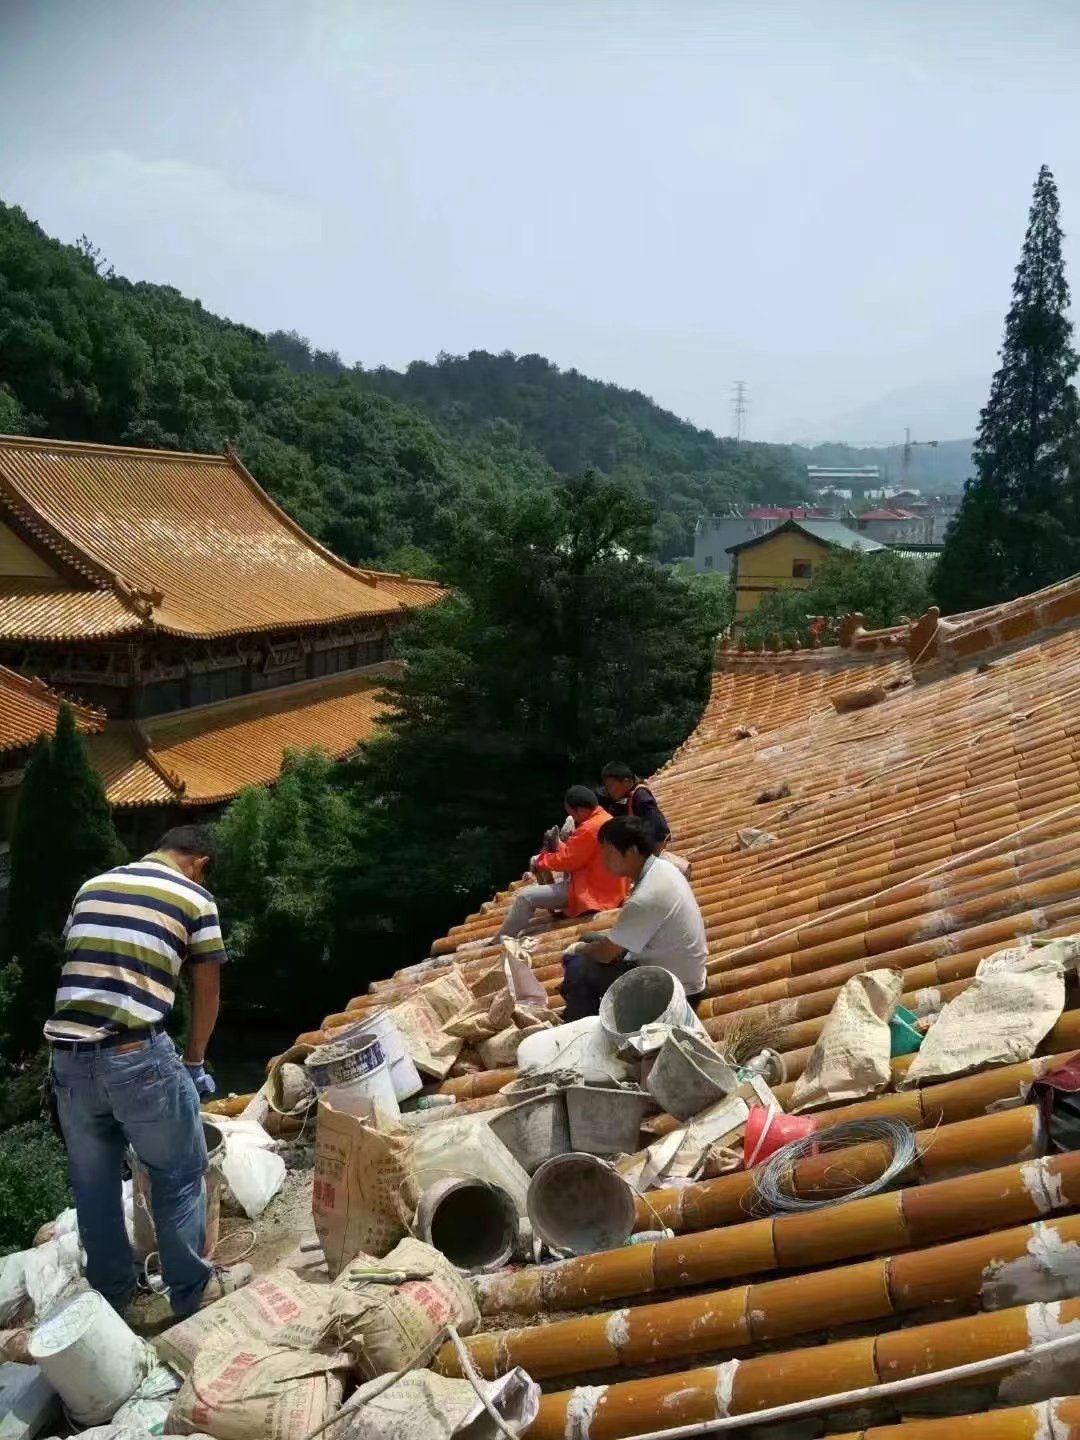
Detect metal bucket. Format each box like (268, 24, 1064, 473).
(489, 1090, 570, 1174)
(646, 1029, 739, 1120)
(527, 1153, 636, 1255)
(599, 966, 692, 1045)
(565, 1085, 653, 1156)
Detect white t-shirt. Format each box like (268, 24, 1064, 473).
(606, 855, 708, 995)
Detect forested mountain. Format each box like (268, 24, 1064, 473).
(0, 201, 969, 568)
(0, 204, 546, 567)
(357, 350, 807, 556)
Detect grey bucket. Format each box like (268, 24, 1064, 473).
(489, 1091, 570, 1175)
(414, 1176, 519, 1273)
(599, 966, 691, 1045)
(527, 1153, 637, 1255)
(646, 1029, 739, 1121)
(565, 1085, 653, 1156)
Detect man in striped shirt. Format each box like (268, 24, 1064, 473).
(47, 826, 251, 1318)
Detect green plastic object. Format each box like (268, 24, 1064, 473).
(890, 1004, 923, 1056)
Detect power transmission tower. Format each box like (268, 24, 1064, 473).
(731, 381, 749, 442)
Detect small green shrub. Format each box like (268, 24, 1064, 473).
(0, 1120, 71, 1253)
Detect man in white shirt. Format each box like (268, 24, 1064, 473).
(560, 815, 709, 1021)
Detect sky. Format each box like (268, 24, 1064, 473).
(2, 0, 1080, 445)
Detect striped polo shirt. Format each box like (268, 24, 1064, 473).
(45, 852, 228, 1043)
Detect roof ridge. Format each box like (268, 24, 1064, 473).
(0, 466, 147, 619)
(0, 666, 105, 725)
(0, 433, 231, 465)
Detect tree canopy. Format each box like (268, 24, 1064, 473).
(3, 706, 124, 1055)
(740, 547, 934, 648)
(936, 166, 1080, 611)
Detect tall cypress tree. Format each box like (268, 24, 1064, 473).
(3, 705, 124, 1056)
(936, 166, 1080, 612)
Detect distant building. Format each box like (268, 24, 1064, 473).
(806, 465, 882, 500)
(856, 508, 931, 545)
(727, 519, 884, 628)
(692, 507, 831, 575)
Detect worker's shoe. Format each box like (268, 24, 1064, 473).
(196, 1263, 254, 1310)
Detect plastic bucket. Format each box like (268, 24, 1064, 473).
(489, 1091, 570, 1175)
(330, 1010, 423, 1101)
(599, 966, 693, 1045)
(132, 1118, 223, 1263)
(323, 1063, 401, 1119)
(743, 1105, 819, 1168)
(29, 1290, 153, 1426)
(527, 1153, 637, 1255)
(646, 1029, 739, 1121)
(415, 1176, 519, 1272)
(305, 1034, 384, 1091)
(565, 1085, 653, 1156)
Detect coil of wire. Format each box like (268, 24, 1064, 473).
(753, 1116, 918, 1213)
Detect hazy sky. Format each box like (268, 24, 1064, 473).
(3, 0, 1080, 444)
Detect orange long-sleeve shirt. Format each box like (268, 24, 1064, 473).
(533, 806, 629, 917)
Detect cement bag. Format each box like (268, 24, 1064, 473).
(411, 1112, 530, 1218)
(313, 1098, 420, 1271)
(390, 969, 472, 1080)
(341, 1365, 539, 1440)
(901, 939, 1076, 1087)
(166, 1341, 350, 1440)
(154, 1268, 332, 1374)
(790, 969, 902, 1113)
(443, 989, 515, 1043)
(327, 1237, 479, 1378)
(0, 1254, 28, 1326)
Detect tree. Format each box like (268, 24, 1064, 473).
(936, 166, 1080, 612)
(213, 749, 354, 1023)
(334, 473, 725, 978)
(3, 706, 124, 1055)
(740, 548, 933, 647)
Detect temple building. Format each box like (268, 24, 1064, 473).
(0, 434, 444, 845)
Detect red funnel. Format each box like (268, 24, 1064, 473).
(743, 1105, 819, 1168)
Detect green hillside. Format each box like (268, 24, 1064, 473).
(0, 200, 968, 568)
(360, 350, 807, 555)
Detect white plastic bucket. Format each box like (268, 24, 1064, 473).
(29, 1290, 153, 1426)
(333, 1010, 422, 1101)
(322, 1053, 401, 1119)
(306, 1034, 385, 1091)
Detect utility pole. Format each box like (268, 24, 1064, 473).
(901, 426, 938, 490)
(731, 381, 749, 443)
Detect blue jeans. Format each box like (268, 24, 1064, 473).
(560, 952, 637, 1022)
(51, 1031, 213, 1317)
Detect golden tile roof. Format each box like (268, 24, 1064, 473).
(300, 574, 1080, 1436)
(0, 666, 103, 756)
(0, 435, 445, 640)
(88, 666, 390, 807)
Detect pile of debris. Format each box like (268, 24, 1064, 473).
(5, 926, 1080, 1440)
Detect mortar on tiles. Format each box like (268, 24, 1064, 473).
(982, 1225, 1080, 1309)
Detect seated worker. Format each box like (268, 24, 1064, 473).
(560, 815, 708, 1022)
(497, 786, 629, 939)
(599, 762, 671, 851)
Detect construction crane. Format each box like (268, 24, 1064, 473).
(900, 427, 938, 492)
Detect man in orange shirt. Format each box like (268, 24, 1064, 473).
(497, 786, 629, 939)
